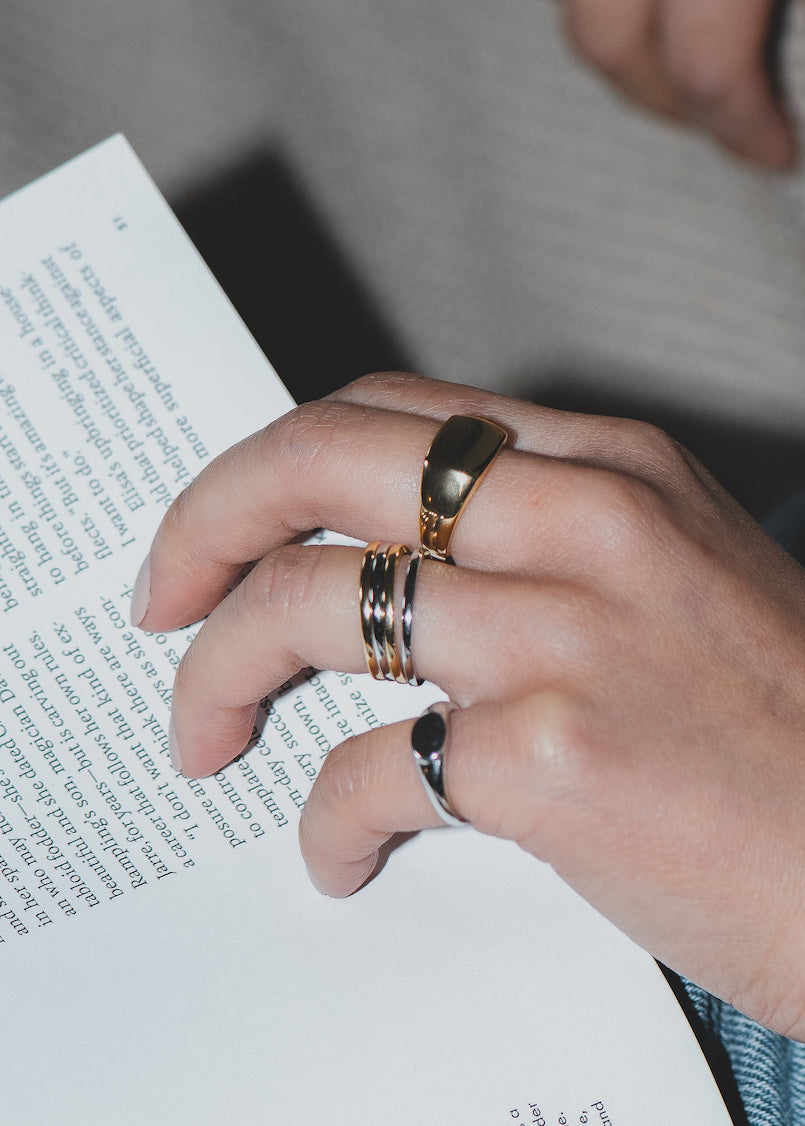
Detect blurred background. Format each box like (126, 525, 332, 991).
(3, 0, 805, 519)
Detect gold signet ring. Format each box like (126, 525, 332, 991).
(419, 415, 508, 562)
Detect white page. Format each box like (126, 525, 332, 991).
(0, 137, 733, 1124)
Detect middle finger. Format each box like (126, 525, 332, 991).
(169, 543, 598, 778)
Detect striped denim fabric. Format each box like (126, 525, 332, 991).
(682, 978, 805, 1126)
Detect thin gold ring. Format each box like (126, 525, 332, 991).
(379, 543, 411, 683)
(360, 542, 383, 678)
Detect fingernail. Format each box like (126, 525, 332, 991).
(168, 714, 183, 773)
(131, 554, 151, 627)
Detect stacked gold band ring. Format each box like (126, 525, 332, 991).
(360, 543, 423, 685)
(360, 414, 508, 683)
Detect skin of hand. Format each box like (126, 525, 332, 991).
(560, 0, 798, 170)
(133, 372, 805, 1040)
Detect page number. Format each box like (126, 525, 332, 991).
(113, 215, 128, 231)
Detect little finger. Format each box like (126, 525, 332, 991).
(299, 699, 545, 898)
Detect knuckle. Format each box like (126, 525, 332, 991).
(665, 46, 743, 107)
(563, 9, 643, 76)
(271, 400, 341, 473)
(171, 637, 196, 697)
(342, 370, 421, 398)
(579, 469, 665, 555)
(520, 691, 603, 806)
(157, 476, 199, 548)
(613, 421, 716, 510)
(265, 400, 363, 526)
(615, 416, 675, 458)
(310, 736, 382, 836)
(341, 370, 458, 416)
(171, 627, 228, 712)
(322, 740, 367, 805)
(614, 418, 692, 481)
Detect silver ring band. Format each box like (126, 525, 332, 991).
(411, 707, 466, 827)
(401, 550, 424, 686)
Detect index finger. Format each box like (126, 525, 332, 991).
(130, 384, 557, 632)
(133, 374, 703, 634)
(134, 400, 435, 631)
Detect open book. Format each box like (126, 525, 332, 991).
(0, 137, 733, 1124)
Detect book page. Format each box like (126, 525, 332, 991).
(0, 137, 733, 1124)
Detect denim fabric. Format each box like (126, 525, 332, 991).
(680, 979, 805, 1125)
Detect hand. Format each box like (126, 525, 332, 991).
(561, 0, 797, 169)
(135, 372, 805, 1039)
